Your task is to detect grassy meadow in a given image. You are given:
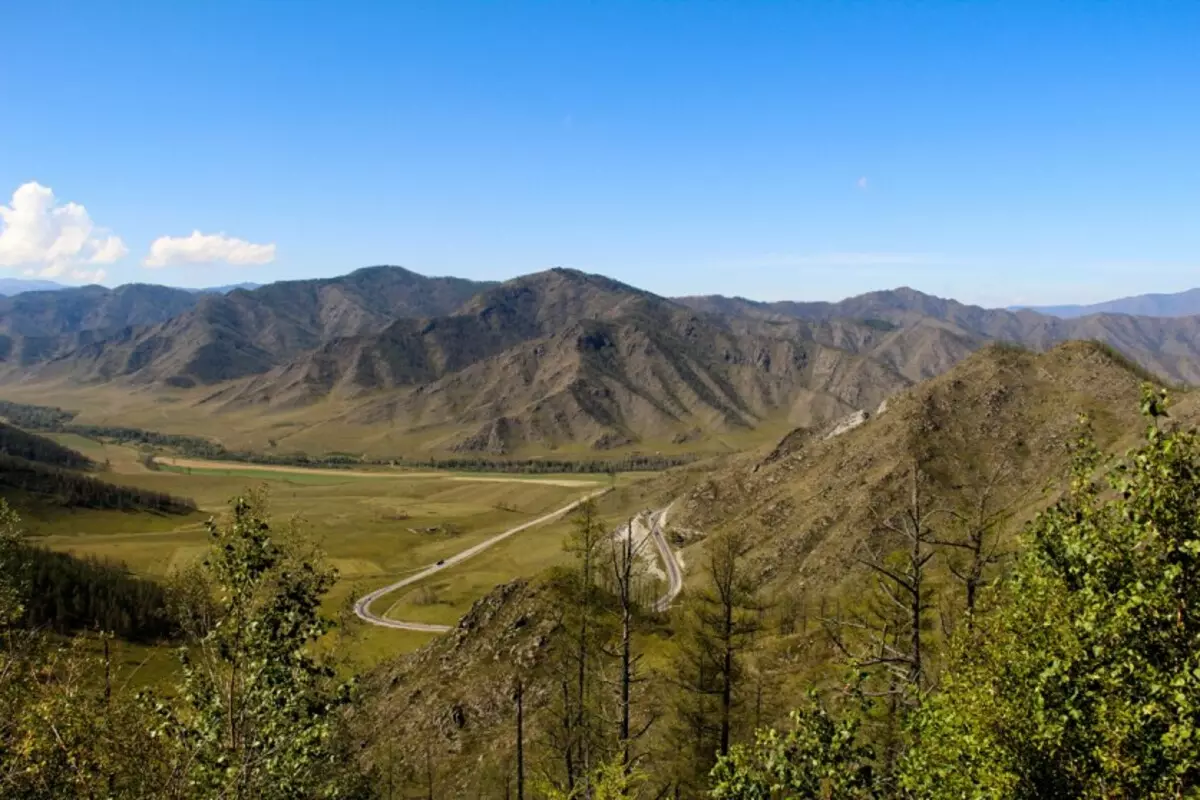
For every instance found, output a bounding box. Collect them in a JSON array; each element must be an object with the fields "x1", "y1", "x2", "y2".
[
  {"x1": 0, "y1": 379, "x2": 789, "y2": 459},
  {"x1": 16, "y1": 434, "x2": 662, "y2": 677}
]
